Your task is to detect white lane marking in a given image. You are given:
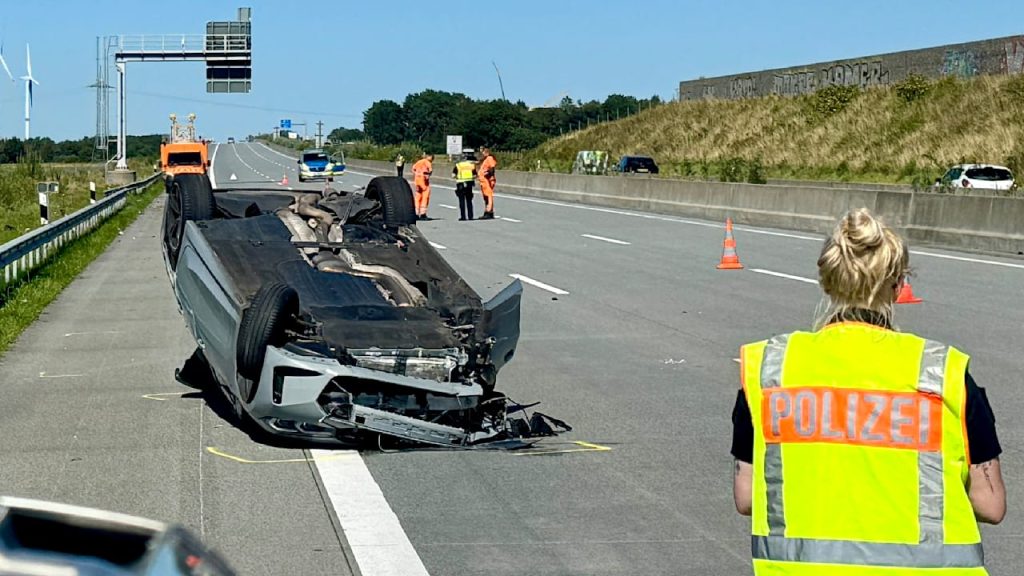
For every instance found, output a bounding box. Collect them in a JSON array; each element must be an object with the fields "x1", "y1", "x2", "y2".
[
  {"x1": 39, "y1": 372, "x2": 84, "y2": 379},
  {"x1": 733, "y1": 358, "x2": 741, "y2": 364},
  {"x1": 509, "y1": 273, "x2": 570, "y2": 295},
  {"x1": 312, "y1": 450, "x2": 430, "y2": 576},
  {"x1": 258, "y1": 141, "x2": 299, "y2": 161},
  {"x1": 247, "y1": 142, "x2": 297, "y2": 173},
  {"x1": 581, "y1": 233, "x2": 631, "y2": 245},
  {"x1": 64, "y1": 330, "x2": 122, "y2": 337},
  {"x1": 909, "y1": 250, "x2": 1024, "y2": 270},
  {"x1": 429, "y1": 241, "x2": 447, "y2": 250},
  {"x1": 209, "y1": 143, "x2": 220, "y2": 189},
  {"x1": 347, "y1": 170, "x2": 1024, "y2": 271},
  {"x1": 439, "y1": 204, "x2": 458, "y2": 210},
  {"x1": 231, "y1": 145, "x2": 273, "y2": 182},
  {"x1": 751, "y1": 268, "x2": 818, "y2": 284},
  {"x1": 497, "y1": 216, "x2": 522, "y2": 223}
]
